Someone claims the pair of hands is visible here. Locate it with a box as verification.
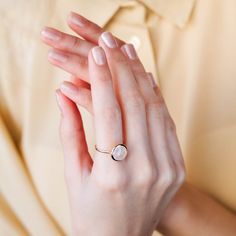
[41,12,185,236]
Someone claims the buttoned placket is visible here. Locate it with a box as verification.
[105,0,159,84]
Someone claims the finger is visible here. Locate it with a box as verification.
[121,45,178,188]
[89,46,123,155]
[153,116,185,222]
[41,27,94,57]
[70,76,91,90]
[55,90,93,189]
[146,73,161,96]
[121,44,157,104]
[88,46,130,188]
[98,32,151,163]
[60,81,93,114]
[67,12,124,46]
[120,44,177,185]
[48,49,89,82]
[145,75,178,185]
[166,122,186,185]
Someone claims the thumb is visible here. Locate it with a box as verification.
[56,89,92,189]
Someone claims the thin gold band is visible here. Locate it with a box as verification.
[95,145,111,155]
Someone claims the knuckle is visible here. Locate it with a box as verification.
[139,71,148,79]
[155,86,164,98]
[71,36,80,49]
[146,99,166,120]
[76,56,88,70]
[135,164,157,187]
[102,106,121,125]
[147,102,165,124]
[62,119,82,137]
[81,95,90,108]
[96,73,111,83]
[176,167,186,186]
[81,57,88,68]
[158,169,175,189]
[87,21,101,32]
[166,117,176,132]
[125,90,145,113]
[132,62,146,75]
[96,174,127,192]
[113,52,129,64]
[79,91,91,107]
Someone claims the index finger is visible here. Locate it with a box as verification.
[67,12,124,46]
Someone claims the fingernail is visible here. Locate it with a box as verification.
[48,50,68,63]
[147,73,157,88]
[101,32,118,48]
[92,46,107,65]
[60,81,77,94]
[55,89,63,113]
[41,28,61,41]
[121,44,138,60]
[69,12,86,27]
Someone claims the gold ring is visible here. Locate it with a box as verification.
[95,144,128,161]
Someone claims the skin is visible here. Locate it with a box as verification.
[54,34,185,236]
[41,12,236,235]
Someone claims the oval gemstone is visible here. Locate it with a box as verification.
[111,144,128,161]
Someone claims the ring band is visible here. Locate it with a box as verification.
[95,144,128,161]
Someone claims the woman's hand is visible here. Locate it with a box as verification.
[41,12,124,83]
[54,28,185,235]
[42,13,185,233]
[41,12,236,236]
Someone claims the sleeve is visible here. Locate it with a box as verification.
[0,114,63,236]
[0,3,63,236]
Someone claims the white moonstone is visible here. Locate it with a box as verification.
[112,145,127,161]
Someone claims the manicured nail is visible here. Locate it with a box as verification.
[101,32,118,48]
[69,12,86,27]
[147,73,157,88]
[121,44,138,60]
[92,46,107,65]
[41,27,61,41]
[48,50,68,63]
[60,81,78,94]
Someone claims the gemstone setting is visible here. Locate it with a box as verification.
[111,144,128,161]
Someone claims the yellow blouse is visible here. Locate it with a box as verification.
[0,0,236,235]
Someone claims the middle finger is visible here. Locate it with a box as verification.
[98,32,152,162]
[41,27,94,57]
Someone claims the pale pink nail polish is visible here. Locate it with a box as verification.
[92,46,107,65]
[69,12,86,27]
[48,50,68,63]
[101,32,118,48]
[41,28,61,41]
[60,81,77,94]
[121,44,138,60]
[147,73,157,88]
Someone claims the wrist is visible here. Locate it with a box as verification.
[157,182,194,235]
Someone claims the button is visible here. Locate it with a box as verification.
[128,35,141,50]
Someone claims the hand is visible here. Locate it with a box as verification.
[42,13,185,235]
[42,12,236,236]
[41,12,124,83]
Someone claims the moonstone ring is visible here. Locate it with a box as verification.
[95,144,128,161]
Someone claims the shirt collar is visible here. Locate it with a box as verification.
[58,0,196,28]
[140,0,196,27]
